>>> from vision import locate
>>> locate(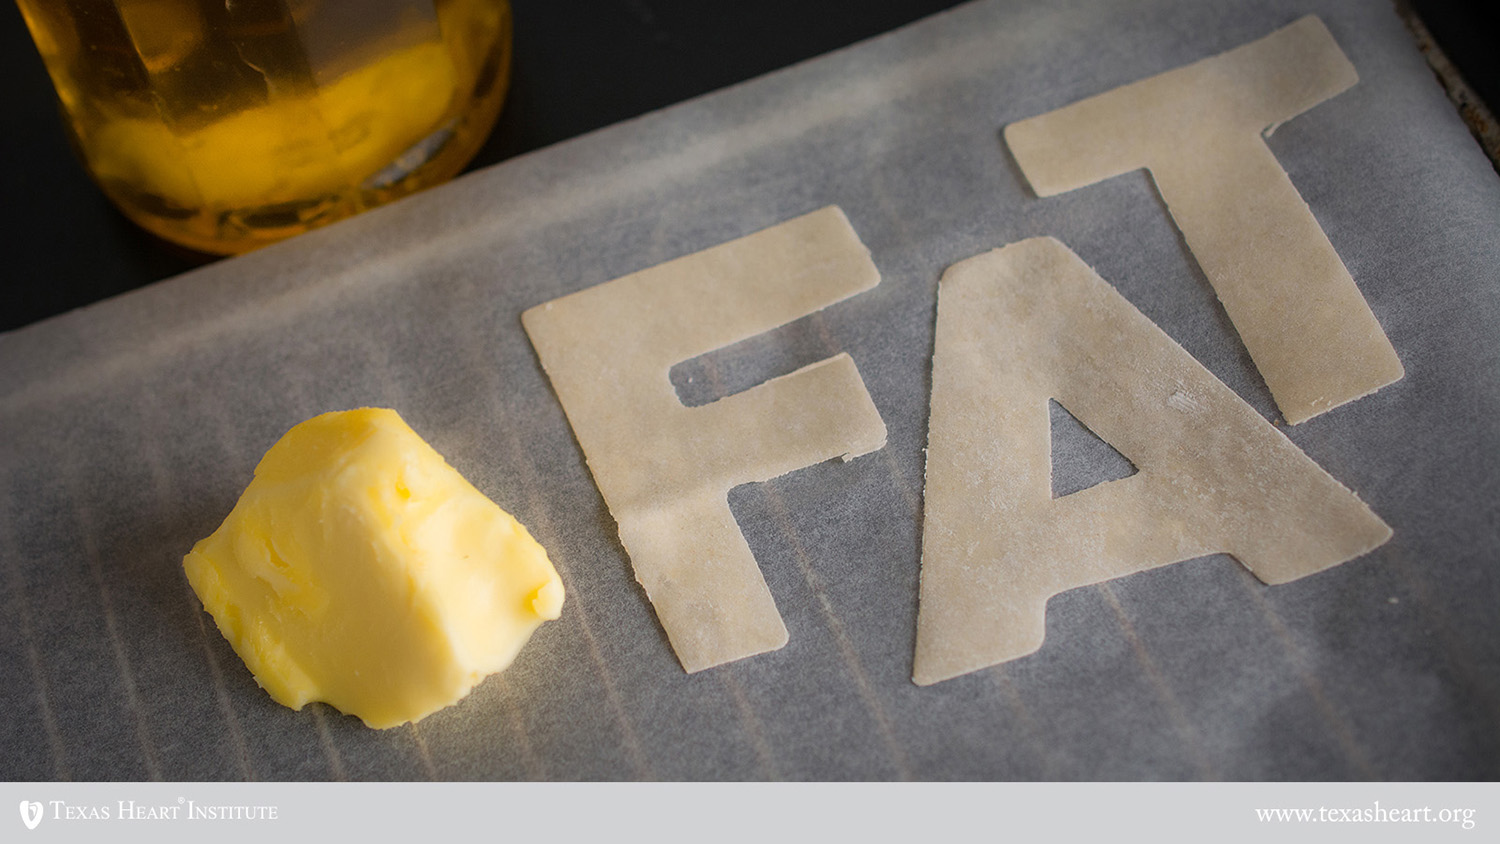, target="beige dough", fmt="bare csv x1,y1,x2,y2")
1004,16,1402,425
523,207,887,673
913,237,1391,686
